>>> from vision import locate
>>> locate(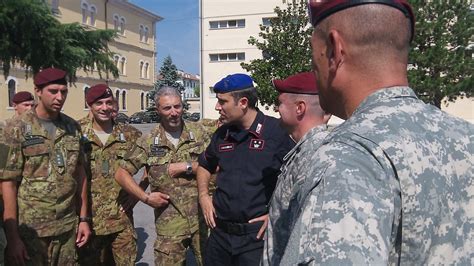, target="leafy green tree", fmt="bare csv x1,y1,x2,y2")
0,0,119,81
241,0,312,107
194,84,200,97
408,0,473,108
